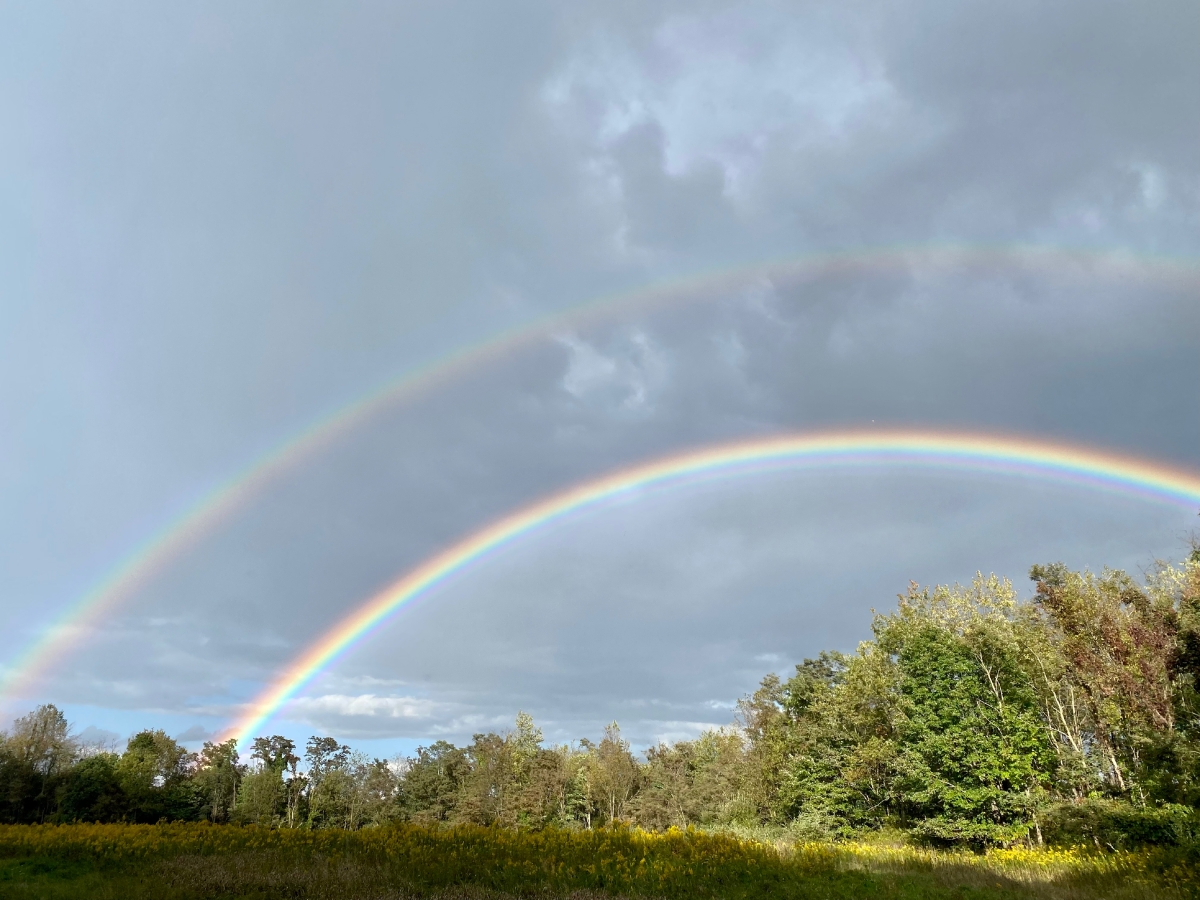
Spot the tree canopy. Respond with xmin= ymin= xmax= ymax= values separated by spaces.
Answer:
xmin=3 ymin=555 xmax=1198 ymax=848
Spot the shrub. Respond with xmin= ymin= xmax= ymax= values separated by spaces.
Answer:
xmin=1041 ymin=800 xmax=1199 ymax=850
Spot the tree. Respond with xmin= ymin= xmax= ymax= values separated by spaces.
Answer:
xmin=1030 ymin=564 xmax=1184 ymax=799
xmin=632 ymin=730 xmax=747 ymax=829
xmin=455 ymin=732 xmax=515 ymax=825
xmin=305 ymin=739 xmax=397 ymax=830
xmin=455 ymin=712 xmax=562 ymax=829
xmin=511 ymin=711 xmax=542 ymax=762
xmin=305 ymin=736 xmax=351 ymax=828
xmin=354 ymin=756 xmax=401 ymax=827
xmin=193 ymin=739 xmax=242 ymax=823
xmin=0 ymin=745 xmax=39 ymax=824
xmin=117 ymin=730 xmax=195 ymax=822
xmin=737 ymin=673 xmax=794 ymax=820
xmin=235 ymin=735 xmax=300 ymax=826
xmin=57 ymin=754 xmax=126 ymax=822
xmin=514 ymin=746 xmax=572 ymax=829
xmin=773 ymin=646 xmax=897 ymax=835
xmin=876 ymin=577 xmax=1054 ymax=846
xmin=2 ymin=705 xmax=76 ymax=821
xmin=586 ymin=723 xmax=638 ymax=825
xmin=4 ymin=704 xmax=76 ymax=777
xmin=399 ymin=741 xmax=467 ymax=823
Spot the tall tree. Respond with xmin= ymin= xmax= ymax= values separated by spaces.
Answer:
xmin=117 ymin=730 xmax=195 ymax=822
xmin=399 ymin=741 xmax=467 ymax=823
xmin=1031 ymin=564 xmax=1182 ymax=798
xmin=236 ymin=736 xmax=300 ymax=826
xmin=2 ymin=704 xmax=76 ymax=821
xmin=876 ymin=579 xmax=1054 ymax=845
xmin=193 ymin=739 xmax=242 ymax=823
xmin=306 ymin=736 xmax=351 ymax=828
xmin=586 ymin=723 xmax=638 ymax=824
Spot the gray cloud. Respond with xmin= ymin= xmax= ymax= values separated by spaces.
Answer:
xmin=1 ymin=0 xmax=1197 ymax=752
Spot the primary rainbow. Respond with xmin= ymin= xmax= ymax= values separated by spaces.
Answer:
xmin=226 ymin=428 xmax=1200 ymax=745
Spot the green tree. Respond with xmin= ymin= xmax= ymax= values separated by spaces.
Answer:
xmin=117 ymin=730 xmax=196 ymax=822
xmin=632 ymin=729 xmax=747 ymax=829
xmin=305 ymin=736 xmax=350 ymax=828
xmin=773 ymin=646 xmax=898 ymax=836
xmin=737 ymin=673 xmax=798 ymax=821
xmin=2 ymin=705 xmax=76 ymax=822
xmin=455 ymin=731 xmax=515 ymax=825
xmin=399 ymin=740 xmax=467 ymax=823
xmin=0 ymin=746 xmax=39 ymax=824
xmin=876 ymin=577 xmax=1054 ymax=846
xmin=354 ymin=756 xmax=401 ymax=827
xmin=235 ymin=735 xmax=300 ymax=826
xmin=585 ymin=723 xmax=638 ymax=825
xmin=193 ymin=739 xmax=242 ymax=823
xmin=56 ymin=753 xmax=126 ymax=822
xmin=514 ymin=745 xmax=574 ymax=829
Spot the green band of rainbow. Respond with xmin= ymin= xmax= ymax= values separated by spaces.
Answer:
xmin=226 ymin=428 xmax=1200 ymax=745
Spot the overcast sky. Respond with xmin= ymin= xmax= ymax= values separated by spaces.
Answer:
xmin=2 ymin=0 xmax=1198 ymax=757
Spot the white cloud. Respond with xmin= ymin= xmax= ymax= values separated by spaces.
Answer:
xmin=558 ymin=334 xmax=620 ymax=397
xmin=557 ymin=330 xmax=667 ymax=410
xmin=288 ymin=694 xmax=439 ymax=720
xmin=648 ymin=720 xmax=734 ymax=746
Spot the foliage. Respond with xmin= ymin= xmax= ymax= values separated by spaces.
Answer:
xmin=56 ymin=755 xmax=125 ymax=824
xmin=878 ymin=579 xmax=1055 ymax=846
xmin=1040 ymin=799 xmax=1199 ymax=849
xmin=117 ymin=731 xmax=197 ymax=823
xmin=632 ymin=728 xmax=748 ymax=829
xmin=400 ymin=741 xmax=467 ymax=824
xmin=0 ymin=822 xmax=1194 ymax=900
xmin=2 ymin=556 xmax=1199 ymax=854
xmin=191 ymin=739 xmax=241 ymax=824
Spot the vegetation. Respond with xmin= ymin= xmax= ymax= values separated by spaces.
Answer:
xmin=2 ymin=554 xmax=1199 ymax=896
xmin=0 ymin=821 xmax=1196 ymax=899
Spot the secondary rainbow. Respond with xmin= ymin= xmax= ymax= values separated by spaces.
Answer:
xmin=4 ymin=246 xmax=1196 ymax=707
xmin=226 ymin=428 xmax=1200 ymax=744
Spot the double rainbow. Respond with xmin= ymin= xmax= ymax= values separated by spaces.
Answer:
xmin=226 ymin=428 xmax=1200 ymax=745
xmin=3 ymin=245 xmax=1196 ymax=709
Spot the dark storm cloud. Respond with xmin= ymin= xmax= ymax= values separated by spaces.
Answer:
xmin=1 ymin=0 xmax=1197 ymax=750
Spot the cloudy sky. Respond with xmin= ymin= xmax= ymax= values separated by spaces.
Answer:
xmin=1 ymin=0 xmax=1198 ymax=756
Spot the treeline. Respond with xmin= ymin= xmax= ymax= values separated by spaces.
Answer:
xmin=2 ymin=556 xmax=1199 ymax=848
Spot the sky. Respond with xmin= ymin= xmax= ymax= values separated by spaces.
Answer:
xmin=1 ymin=0 xmax=1198 ymax=758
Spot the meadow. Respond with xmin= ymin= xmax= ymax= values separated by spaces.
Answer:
xmin=1 ymin=823 xmax=1197 ymax=900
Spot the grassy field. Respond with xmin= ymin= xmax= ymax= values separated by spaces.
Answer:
xmin=0 ymin=823 xmax=1196 ymax=900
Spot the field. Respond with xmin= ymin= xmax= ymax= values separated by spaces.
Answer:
xmin=1 ymin=824 xmax=1197 ymax=900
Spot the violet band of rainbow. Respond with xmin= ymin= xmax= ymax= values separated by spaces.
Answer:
xmin=225 ymin=428 xmax=1200 ymax=745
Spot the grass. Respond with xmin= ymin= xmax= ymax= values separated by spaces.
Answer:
xmin=0 ymin=823 xmax=1195 ymax=900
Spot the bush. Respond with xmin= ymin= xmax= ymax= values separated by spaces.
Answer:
xmin=1041 ymin=800 xmax=1199 ymax=850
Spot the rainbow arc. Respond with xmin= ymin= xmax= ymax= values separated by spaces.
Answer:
xmin=3 ymin=245 xmax=1196 ymax=707
xmin=224 ymin=428 xmax=1200 ymax=745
